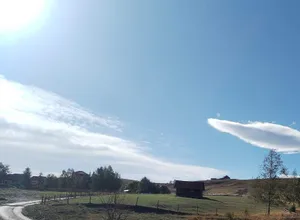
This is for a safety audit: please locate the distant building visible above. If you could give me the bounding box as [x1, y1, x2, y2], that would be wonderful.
[74, 171, 89, 177]
[30, 176, 46, 189]
[174, 180, 205, 199]
[0, 174, 24, 187]
[220, 175, 230, 180]
[210, 175, 230, 181]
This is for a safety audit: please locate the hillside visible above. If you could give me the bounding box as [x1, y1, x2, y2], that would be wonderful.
[164, 179, 254, 196]
[204, 179, 254, 196]
[123, 178, 296, 196]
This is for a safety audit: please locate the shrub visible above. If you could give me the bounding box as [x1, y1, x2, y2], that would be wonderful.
[225, 212, 235, 220]
[289, 204, 296, 213]
[244, 208, 249, 217]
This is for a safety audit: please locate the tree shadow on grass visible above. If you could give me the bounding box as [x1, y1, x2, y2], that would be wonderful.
[202, 197, 223, 203]
[83, 203, 189, 215]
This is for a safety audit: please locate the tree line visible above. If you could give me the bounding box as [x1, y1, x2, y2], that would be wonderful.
[126, 177, 170, 194]
[0, 164, 122, 192]
[252, 149, 300, 215]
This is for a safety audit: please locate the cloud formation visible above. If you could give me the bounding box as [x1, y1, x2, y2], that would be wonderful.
[208, 118, 300, 154]
[0, 75, 226, 181]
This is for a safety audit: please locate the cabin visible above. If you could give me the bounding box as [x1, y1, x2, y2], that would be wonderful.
[174, 180, 205, 199]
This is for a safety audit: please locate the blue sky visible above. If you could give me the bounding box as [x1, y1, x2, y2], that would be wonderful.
[1, 0, 300, 181]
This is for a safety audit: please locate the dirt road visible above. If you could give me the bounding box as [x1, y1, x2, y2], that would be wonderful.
[0, 200, 39, 220]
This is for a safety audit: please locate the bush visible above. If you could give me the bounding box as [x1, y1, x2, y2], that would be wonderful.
[225, 212, 235, 220]
[244, 208, 249, 217]
[126, 181, 139, 193]
[160, 185, 171, 194]
[139, 177, 160, 194]
[289, 204, 296, 213]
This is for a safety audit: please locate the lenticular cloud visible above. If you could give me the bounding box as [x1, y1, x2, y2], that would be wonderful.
[208, 118, 300, 154]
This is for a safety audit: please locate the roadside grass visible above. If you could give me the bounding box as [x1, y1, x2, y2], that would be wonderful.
[69, 194, 279, 215]
[23, 203, 297, 220]
[0, 188, 65, 204]
[23, 193, 293, 220]
[24, 204, 186, 220]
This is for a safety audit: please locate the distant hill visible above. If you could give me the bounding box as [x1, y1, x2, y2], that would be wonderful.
[204, 179, 254, 196]
[163, 179, 254, 196]
[122, 178, 296, 196]
[121, 178, 135, 186]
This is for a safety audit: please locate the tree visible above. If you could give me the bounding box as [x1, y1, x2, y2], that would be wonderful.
[45, 174, 59, 189]
[99, 193, 128, 220]
[160, 185, 171, 194]
[59, 168, 74, 190]
[252, 149, 286, 215]
[0, 162, 10, 181]
[74, 173, 91, 190]
[92, 166, 122, 192]
[23, 167, 32, 189]
[139, 177, 152, 193]
[139, 177, 160, 194]
[126, 181, 139, 193]
[38, 172, 45, 190]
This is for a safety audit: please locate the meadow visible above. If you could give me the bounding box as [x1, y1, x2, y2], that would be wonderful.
[69, 193, 275, 215]
[23, 194, 291, 220]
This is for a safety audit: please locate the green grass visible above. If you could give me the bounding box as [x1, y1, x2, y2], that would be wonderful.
[23, 193, 288, 220]
[69, 194, 275, 215]
[24, 204, 186, 220]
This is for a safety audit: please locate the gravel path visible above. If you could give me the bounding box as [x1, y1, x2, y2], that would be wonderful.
[0, 201, 40, 220]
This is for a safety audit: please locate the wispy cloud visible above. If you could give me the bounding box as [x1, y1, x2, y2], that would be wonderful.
[0, 75, 226, 181]
[290, 121, 296, 126]
[208, 118, 300, 154]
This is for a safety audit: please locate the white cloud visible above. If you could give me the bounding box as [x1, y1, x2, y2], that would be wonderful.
[208, 118, 300, 154]
[0, 75, 226, 182]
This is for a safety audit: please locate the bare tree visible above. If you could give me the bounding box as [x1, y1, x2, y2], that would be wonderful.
[99, 193, 128, 220]
[252, 149, 287, 215]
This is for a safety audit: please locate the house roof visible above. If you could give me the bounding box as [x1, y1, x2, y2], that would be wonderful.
[220, 175, 230, 180]
[4, 174, 24, 181]
[74, 171, 88, 176]
[31, 176, 46, 181]
[174, 180, 205, 190]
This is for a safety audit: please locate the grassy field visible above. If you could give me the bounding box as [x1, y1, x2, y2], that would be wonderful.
[24, 204, 187, 220]
[23, 203, 299, 220]
[22, 192, 294, 220]
[23, 194, 293, 220]
[68, 194, 276, 215]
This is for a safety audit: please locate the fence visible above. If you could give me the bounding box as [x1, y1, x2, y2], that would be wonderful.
[40, 193, 221, 216]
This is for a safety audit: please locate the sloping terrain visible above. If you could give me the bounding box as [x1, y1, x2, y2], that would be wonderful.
[204, 179, 254, 196]
[165, 179, 254, 196]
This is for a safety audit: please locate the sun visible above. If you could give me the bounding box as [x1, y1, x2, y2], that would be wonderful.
[0, 0, 46, 33]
